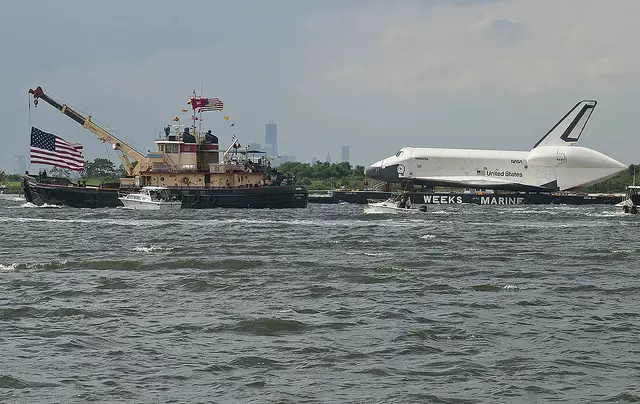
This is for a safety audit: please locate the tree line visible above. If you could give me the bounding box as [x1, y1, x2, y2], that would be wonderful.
[277, 161, 366, 190]
[47, 158, 125, 182]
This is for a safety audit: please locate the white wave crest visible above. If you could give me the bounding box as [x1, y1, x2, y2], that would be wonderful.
[133, 245, 175, 253]
[0, 263, 18, 271]
[0, 260, 69, 271]
[21, 202, 63, 208]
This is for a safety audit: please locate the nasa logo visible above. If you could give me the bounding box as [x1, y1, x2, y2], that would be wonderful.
[397, 165, 405, 174]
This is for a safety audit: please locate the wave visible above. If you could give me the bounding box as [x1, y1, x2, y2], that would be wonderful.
[0, 306, 109, 320]
[0, 260, 69, 271]
[20, 202, 63, 208]
[233, 317, 307, 335]
[132, 245, 175, 253]
[472, 284, 525, 292]
[0, 374, 60, 389]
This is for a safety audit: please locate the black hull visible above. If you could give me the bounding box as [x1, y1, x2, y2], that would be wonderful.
[328, 190, 623, 205]
[173, 186, 308, 208]
[23, 175, 308, 209]
[23, 176, 121, 208]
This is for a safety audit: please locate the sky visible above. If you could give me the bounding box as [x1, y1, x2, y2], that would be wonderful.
[2, 0, 640, 174]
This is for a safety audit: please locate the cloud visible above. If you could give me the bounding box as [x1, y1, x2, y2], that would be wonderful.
[299, 0, 640, 97]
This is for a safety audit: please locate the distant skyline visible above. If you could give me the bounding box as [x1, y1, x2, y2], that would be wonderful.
[2, 0, 640, 173]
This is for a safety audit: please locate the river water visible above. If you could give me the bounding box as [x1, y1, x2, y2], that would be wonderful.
[1, 196, 639, 403]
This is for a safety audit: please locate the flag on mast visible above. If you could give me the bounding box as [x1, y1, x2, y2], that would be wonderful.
[190, 97, 224, 111]
[30, 127, 84, 171]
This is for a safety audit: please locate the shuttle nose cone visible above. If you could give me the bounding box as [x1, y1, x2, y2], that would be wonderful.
[365, 162, 400, 182]
[615, 159, 628, 171]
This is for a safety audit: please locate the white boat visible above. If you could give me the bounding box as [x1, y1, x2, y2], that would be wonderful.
[119, 187, 182, 210]
[615, 185, 640, 214]
[364, 196, 427, 214]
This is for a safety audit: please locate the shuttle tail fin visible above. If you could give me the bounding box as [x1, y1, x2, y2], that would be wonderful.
[532, 100, 597, 149]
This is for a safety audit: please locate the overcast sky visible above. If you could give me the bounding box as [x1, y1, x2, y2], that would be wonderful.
[2, 0, 639, 173]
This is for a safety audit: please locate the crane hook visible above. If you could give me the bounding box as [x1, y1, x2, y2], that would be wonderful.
[33, 98, 39, 107]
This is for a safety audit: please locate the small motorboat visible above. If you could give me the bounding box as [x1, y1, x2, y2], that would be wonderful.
[119, 186, 182, 211]
[616, 185, 640, 214]
[364, 196, 427, 214]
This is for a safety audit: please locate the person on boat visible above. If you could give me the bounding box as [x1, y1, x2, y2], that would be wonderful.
[405, 196, 412, 209]
[397, 195, 406, 208]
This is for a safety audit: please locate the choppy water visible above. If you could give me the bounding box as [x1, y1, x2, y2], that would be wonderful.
[1, 196, 639, 403]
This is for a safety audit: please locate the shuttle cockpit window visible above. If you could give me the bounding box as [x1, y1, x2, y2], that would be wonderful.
[395, 151, 404, 157]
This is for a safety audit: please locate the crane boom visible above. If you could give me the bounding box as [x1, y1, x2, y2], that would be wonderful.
[28, 86, 146, 176]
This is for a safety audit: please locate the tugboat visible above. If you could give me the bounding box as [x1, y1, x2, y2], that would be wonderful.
[25, 86, 308, 208]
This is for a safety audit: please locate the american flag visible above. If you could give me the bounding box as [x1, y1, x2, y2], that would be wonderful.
[30, 127, 85, 171]
[197, 97, 224, 112]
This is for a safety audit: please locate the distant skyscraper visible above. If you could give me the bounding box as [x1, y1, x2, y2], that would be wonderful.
[341, 145, 350, 163]
[14, 155, 26, 175]
[311, 157, 317, 165]
[325, 152, 332, 164]
[265, 121, 278, 157]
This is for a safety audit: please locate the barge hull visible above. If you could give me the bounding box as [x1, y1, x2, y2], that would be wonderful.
[329, 190, 622, 205]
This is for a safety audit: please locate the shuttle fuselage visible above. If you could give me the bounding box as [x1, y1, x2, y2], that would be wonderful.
[365, 100, 627, 191]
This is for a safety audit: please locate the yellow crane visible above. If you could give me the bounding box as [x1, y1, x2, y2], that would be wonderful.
[28, 86, 146, 177]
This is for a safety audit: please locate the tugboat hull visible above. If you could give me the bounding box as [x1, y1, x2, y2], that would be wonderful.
[176, 185, 308, 208]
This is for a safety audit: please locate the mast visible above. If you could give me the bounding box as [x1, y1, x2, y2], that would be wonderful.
[28, 86, 146, 176]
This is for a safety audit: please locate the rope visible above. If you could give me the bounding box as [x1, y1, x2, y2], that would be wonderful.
[43, 89, 147, 153]
[27, 94, 32, 174]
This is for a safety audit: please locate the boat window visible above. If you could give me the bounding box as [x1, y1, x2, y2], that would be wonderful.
[395, 151, 404, 157]
[165, 144, 179, 154]
[158, 144, 165, 152]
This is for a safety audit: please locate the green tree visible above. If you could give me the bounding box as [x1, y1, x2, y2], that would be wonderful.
[49, 167, 71, 178]
[0, 170, 6, 184]
[277, 161, 368, 190]
[84, 158, 116, 178]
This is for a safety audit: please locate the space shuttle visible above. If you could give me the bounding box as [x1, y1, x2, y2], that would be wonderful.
[365, 100, 627, 191]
